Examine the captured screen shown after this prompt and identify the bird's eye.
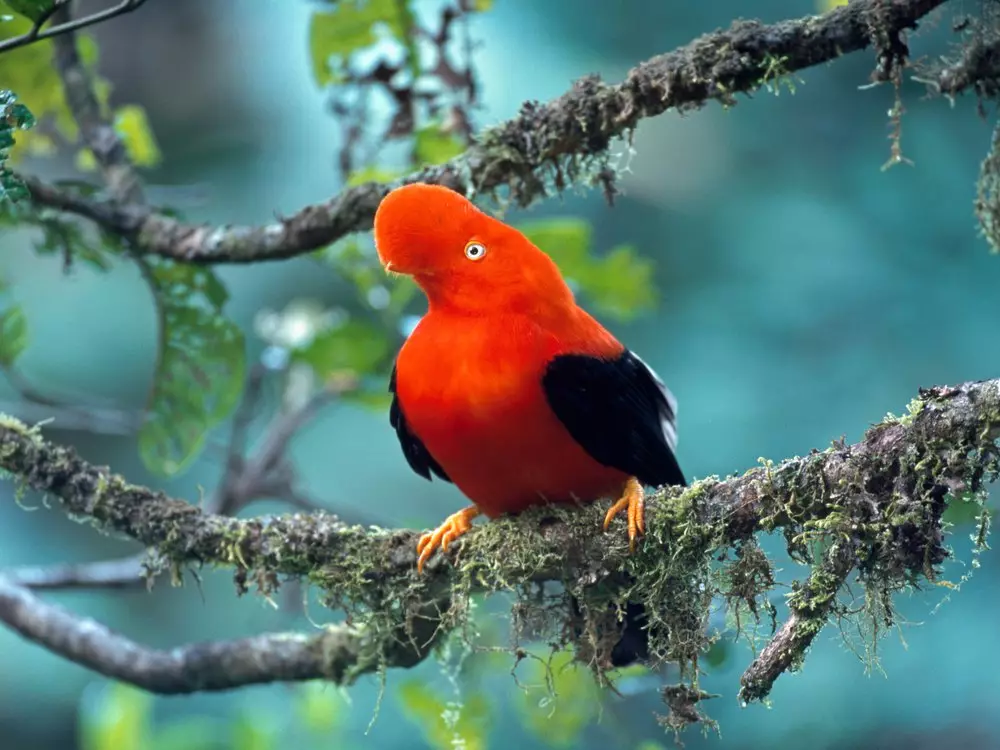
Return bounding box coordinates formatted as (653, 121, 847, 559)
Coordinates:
(464, 242, 487, 261)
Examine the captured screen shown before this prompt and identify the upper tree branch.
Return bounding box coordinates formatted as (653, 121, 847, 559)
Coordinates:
(25, 0, 948, 264)
(1, 378, 997, 697)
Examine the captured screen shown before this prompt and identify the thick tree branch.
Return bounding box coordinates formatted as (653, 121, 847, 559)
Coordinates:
(0, 378, 997, 698)
(24, 0, 947, 264)
(0, 574, 441, 692)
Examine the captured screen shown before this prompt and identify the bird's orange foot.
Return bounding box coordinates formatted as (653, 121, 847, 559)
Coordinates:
(603, 477, 646, 553)
(416, 506, 481, 573)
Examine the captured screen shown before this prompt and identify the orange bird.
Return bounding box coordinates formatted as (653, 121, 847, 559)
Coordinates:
(374, 183, 686, 579)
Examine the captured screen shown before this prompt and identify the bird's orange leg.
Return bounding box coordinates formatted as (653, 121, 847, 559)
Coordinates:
(603, 477, 645, 553)
(416, 505, 481, 573)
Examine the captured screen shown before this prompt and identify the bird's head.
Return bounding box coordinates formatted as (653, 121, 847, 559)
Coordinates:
(373, 183, 573, 314)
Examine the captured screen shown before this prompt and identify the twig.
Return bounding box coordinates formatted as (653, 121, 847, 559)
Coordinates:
(213, 370, 357, 517)
(0, 574, 443, 692)
(4, 553, 148, 590)
(24, 0, 949, 264)
(0, 398, 141, 435)
(0, 0, 150, 55)
(738, 542, 856, 703)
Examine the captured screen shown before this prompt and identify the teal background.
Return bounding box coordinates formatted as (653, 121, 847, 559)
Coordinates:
(1, 1, 999, 748)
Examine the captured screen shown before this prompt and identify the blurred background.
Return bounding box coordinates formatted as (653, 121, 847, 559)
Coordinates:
(1, 0, 999, 748)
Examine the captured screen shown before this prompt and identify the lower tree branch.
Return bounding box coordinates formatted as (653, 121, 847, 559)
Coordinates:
(1, 378, 997, 701)
(24, 0, 949, 264)
(0, 575, 442, 692)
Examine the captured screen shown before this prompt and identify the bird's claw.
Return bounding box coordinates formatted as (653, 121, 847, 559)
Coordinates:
(603, 477, 645, 553)
(416, 505, 480, 573)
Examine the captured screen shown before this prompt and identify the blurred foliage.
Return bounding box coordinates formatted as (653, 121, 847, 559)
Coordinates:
(308, 0, 410, 86)
(1, 0, 54, 23)
(414, 122, 466, 166)
(0, 273, 27, 367)
(139, 259, 246, 477)
(78, 681, 353, 750)
(0, 15, 160, 170)
(0, 89, 33, 203)
(519, 219, 656, 320)
(514, 648, 602, 747)
(398, 679, 492, 750)
(77, 104, 162, 171)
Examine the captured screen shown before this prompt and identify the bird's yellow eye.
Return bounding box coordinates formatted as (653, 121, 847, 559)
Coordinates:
(464, 242, 487, 261)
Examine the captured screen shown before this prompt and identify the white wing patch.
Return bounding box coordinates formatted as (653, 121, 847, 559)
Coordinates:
(630, 352, 679, 451)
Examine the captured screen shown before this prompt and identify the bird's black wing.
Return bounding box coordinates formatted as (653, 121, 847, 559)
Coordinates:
(541, 350, 686, 489)
(389, 362, 452, 483)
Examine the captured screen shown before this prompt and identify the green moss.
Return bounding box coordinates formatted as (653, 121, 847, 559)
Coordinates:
(757, 53, 802, 95)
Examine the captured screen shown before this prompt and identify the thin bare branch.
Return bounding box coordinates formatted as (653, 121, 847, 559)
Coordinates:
(49, 2, 142, 202)
(4, 553, 148, 590)
(24, 0, 948, 263)
(0, 0, 150, 56)
(0, 399, 140, 435)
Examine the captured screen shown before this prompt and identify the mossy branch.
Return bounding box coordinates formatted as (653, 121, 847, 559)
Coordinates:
(21, 0, 948, 264)
(0, 378, 997, 709)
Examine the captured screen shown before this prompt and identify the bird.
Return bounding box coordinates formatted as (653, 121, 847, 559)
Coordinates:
(373, 183, 687, 663)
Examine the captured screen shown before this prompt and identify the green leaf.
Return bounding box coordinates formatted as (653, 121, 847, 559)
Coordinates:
(514, 648, 599, 747)
(293, 317, 391, 379)
(78, 104, 161, 172)
(0, 89, 34, 203)
(702, 639, 730, 669)
(0, 303, 27, 366)
(139, 260, 245, 476)
(1, 0, 53, 22)
(518, 218, 657, 321)
(295, 682, 343, 734)
(78, 682, 153, 750)
(345, 164, 406, 188)
(308, 0, 409, 87)
(398, 681, 492, 750)
(32, 213, 115, 270)
(414, 123, 465, 166)
(0, 274, 26, 366)
(230, 712, 278, 750)
(151, 718, 228, 750)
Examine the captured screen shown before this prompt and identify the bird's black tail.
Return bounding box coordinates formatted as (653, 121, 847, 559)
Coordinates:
(609, 600, 649, 667)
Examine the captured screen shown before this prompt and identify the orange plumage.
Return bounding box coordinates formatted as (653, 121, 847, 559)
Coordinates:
(374, 183, 686, 582)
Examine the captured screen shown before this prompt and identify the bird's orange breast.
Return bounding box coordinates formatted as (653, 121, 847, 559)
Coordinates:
(395, 310, 629, 517)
